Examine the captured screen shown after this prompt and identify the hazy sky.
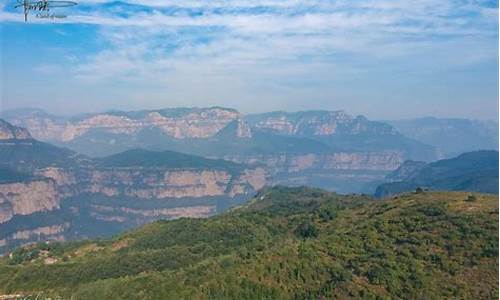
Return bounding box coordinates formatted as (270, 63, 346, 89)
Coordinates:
(0, 0, 498, 120)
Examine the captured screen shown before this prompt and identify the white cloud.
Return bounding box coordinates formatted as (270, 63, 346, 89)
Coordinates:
(1, 0, 497, 117)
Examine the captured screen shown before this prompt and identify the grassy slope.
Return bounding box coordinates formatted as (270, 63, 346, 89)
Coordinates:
(0, 187, 497, 299)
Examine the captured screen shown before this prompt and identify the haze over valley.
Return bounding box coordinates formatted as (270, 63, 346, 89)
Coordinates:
(0, 0, 498, 298)
(0, 107, 497, 254)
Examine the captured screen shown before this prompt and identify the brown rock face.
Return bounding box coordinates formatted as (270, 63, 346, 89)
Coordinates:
(36, 167, 266, 200)
(0, 179, 60, 224)
(0, 119, 31, 140)
(1, 165, 266, 252)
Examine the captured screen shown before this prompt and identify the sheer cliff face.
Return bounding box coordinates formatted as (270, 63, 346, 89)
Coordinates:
(0, 178, 60, 224)
(224, 152, 403, 172)
(221, 152, 402, 194)
(0, 165, 266, 253)
(247, 111, 396, 136)
(6, 107, 244, 141)
(0, 119, 268, 253)
(5, 108, 400, 144)
(35, 167, 267, 199)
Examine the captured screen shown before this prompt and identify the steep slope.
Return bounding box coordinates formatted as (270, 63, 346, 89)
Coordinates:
(0, 187, 497, 299)
(386, 117, 498, 157)
(375, 150, 499, 198)
(0, 167, 60, 225)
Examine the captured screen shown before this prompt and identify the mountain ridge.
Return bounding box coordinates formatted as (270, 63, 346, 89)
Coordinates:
(375, 150, 499, 198)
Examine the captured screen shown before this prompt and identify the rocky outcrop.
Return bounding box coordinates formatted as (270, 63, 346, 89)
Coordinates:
(0, 165, 265, 253)
(35, 167, 266, 200)
(0, 120, 31, 140)
(0, 223, 68, 249)
(223, 152, 404, 174)
(0, 178, 60, 224)
(219, 152, 403, 194)
(246, 111, 396, 136)
(6, 107, 242, 142)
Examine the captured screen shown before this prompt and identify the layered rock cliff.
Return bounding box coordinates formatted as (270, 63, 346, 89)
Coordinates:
(4, 107, 245, 142)
(221, 152, 403, 176)
(246, 110, 396, 136)
(35, 167, 266, 200)
(221, 152, 402, 193)
(0, 121, 268, 253)
(0, 178, 59, 224)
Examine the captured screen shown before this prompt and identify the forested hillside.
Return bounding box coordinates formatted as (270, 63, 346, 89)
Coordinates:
(0, 187, 497, 299)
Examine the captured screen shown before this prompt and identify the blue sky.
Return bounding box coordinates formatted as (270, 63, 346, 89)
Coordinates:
(0, 0, 498, 120)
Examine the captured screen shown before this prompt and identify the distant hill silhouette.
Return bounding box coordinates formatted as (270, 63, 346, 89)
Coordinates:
(375, 150, 499, 198)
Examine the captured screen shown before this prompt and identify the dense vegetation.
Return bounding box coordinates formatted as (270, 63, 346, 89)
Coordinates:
(0, 187, 497, 299)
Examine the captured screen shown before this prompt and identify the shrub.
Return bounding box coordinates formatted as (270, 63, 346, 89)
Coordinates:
(295, 222, 318, 239)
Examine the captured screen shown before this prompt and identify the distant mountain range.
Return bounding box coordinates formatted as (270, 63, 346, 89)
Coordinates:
(0, 187, 497, 299)
(2, 107, 437, 159)
(0, 119, 265, 253)
(375, 150, 499, 198)
(1, 107, 439, 194)
(386, 117, 498, 157)
(0, 108, 498, 253)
